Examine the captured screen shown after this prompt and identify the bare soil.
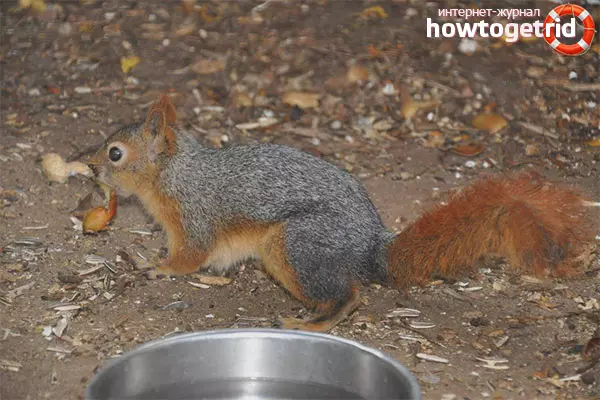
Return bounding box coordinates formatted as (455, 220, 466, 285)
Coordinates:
(1, 1, 600, 399)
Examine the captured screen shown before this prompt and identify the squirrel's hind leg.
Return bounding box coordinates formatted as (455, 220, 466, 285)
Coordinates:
(277, 285, 361, 332)
(259, 222, 361, 332)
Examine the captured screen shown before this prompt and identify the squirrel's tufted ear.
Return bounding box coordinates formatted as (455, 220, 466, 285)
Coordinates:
(143, 94, 177, 158)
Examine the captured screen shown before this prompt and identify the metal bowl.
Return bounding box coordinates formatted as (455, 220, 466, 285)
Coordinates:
(85, 329, 420, 400)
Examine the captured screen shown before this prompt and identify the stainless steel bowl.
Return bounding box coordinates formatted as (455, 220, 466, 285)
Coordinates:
(85, 329, 421, 400)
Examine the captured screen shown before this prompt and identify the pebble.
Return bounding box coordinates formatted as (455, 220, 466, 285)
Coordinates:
(581, 370, 595, 385)
(74, 86, 91, 94)
(28, 88, 41, 96)
(58, 22, 72, 36)
(382, 82, 397, 96)
(568, 71, 578, 80)
(458, 38, 478, 55)
(331, 120, 342, 130)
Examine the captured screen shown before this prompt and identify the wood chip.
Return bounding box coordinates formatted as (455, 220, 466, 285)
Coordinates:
(0, 359, 22, 372)
(191, 59, 225, 75)
(188, 281, 210, 289)
(191, 274, 233, 286)
(282, 92, 321, 109)
(416, 353, 449, 363)
(386, 308, 421, 318)
(47, 346, 72, 354)
(129, 229, 153, 236)
(52, 304, 81, 312)
(409, 321, 436, 329)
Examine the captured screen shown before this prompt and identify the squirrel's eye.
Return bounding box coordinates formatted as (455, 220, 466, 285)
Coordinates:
(108, 147, 123, 162)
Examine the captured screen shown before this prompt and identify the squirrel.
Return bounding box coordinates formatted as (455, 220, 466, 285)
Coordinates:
(87, 95, 595, 332)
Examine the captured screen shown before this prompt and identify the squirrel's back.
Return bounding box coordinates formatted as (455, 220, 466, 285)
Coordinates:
(162, 133, 392, 281)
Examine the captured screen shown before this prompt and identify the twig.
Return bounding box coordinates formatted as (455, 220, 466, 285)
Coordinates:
(518, 121, 560, 140)
(543, 80, 600, 92)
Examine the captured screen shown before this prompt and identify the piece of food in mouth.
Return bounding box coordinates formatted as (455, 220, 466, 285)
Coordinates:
(83, 183, 117, 232)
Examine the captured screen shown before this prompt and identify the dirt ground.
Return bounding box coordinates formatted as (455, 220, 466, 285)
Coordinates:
(2, 0, 600, 399)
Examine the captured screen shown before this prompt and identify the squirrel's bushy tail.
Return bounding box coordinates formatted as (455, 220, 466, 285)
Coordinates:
(386, 173, 595, 288)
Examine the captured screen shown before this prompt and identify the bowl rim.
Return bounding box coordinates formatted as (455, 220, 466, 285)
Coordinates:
(85, 328, 421, 400)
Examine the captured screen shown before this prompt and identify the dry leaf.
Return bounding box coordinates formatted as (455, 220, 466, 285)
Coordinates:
(232, 92, 253, 108)
(346, 65, 370, 84)
(423, 131, 444, 148)
(472, 113, 508, 134)
(191, 59, 225, 75)
(175, 23, 196, 36)
(525, 144, 539, 156)
(282, 92, 321, 109)
(181, 0, 196, 14)
(359, 6, 388, 19)
(400, 98, 440, 119)
(19, 0, 46, 12)
(120, 55, 141, 73)
(452, 142, 486, 156)
(532, 368, 549, 379)
(585, 138, 600, 147)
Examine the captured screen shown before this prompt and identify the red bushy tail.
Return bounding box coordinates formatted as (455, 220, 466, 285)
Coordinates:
(386, 173, 595, 288)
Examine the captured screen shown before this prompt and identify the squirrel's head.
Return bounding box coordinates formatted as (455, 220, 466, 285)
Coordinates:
(88, 95, 177, 196)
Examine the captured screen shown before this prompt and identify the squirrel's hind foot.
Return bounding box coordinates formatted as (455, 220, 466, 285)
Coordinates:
(275, 288, 361, 332)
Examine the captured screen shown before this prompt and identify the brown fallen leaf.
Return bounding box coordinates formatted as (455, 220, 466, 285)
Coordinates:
(232, 92, 253, 108)
(346, 65, 370, 84)
(472, 113, 508, 134)
(532, 368, 549, 379)
(181, 0, 196, 14)
(191, 59, 225, 75)
(282, 92, 321, 109)
(400, 98, 440, 120)
(423, 131, 444, 148)
(451, 142, 486, 157)
(525, 144, 539, 156)
(175, 23, 195, 36)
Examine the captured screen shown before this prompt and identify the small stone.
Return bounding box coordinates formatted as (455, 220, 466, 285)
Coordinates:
(399, 171, 414, 181)
(382, 82, 397, 96)
(373, 119, 393, 132)
(568, 71, 578, 80)
(58, 22, 72, 36)
(458, 38, 478, 55)
(581, 370, 595, 385)
(331, 120, 342, 130)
